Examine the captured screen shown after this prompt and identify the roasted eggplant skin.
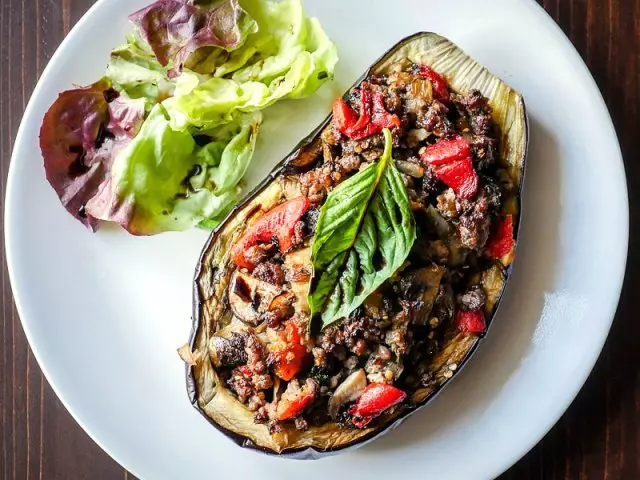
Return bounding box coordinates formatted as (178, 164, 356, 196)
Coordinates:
(186, 31, 528, 459)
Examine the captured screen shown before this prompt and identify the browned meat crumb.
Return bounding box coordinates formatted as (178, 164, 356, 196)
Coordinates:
(457, 285, 486, 311)
(210, 332, 248, 368)
(228, 367, 271, 413)
(361, 148, 384, 163)
(247, 392, 267, 412)
(243, 244, 275, 267)
(312, 347, 328, 368)
(227, 368, 254, 403)
(385, 88, 402, 113)
(291, 220, 306, 248)
(341, 314, 386, 351)
(453, 89, 494, 136)
(300, 167, 334, 204)
(437, 188, 460, 220)
(417, 100, 454, 137)
(268, 421, 284, 434)
(294, 416, 310, 431)
(458, 211, 490, 251)
(341, 134, 385, 156)
(352, 339, 368, 356)
(470, 135, 499, 171)
(456, 185, 501, 250)
(245, 330, 267, 374)
(253, 373, 274, 391)
(321, 122, 343, 145)
(318, 325, 344, 353)
(336, 154, 362, 174)
(253, 263, 285, 286)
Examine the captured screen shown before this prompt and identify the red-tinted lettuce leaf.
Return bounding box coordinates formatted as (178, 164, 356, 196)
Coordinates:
(129, 0, 193, 67)
(107, 96, 146, 139)
(40, 80, 145, 230)
(129, 0, 255, 75)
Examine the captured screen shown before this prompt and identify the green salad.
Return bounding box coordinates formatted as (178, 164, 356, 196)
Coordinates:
(40, 0, 338, 235)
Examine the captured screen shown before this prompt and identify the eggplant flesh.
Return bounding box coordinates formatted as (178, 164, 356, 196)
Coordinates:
(187, 32, 528, 458)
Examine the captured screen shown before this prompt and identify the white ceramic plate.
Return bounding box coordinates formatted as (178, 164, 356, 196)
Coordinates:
(6, 0, 627, 478)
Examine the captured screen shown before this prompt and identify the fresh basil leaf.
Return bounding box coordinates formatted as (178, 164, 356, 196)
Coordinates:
(308, 129, 417, 329)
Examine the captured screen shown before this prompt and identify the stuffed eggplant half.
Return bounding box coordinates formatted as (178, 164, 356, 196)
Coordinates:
(184, 32, 527, 458)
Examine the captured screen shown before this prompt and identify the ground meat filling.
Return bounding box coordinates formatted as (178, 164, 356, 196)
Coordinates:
(222, 63, 508, 431)
(253, 263, 285, 286)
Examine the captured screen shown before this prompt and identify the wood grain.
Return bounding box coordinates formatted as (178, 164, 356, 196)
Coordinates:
(0, 0, 638, 478)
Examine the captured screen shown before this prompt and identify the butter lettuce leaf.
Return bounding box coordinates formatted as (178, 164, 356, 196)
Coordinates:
(85, 105, 260, 235)
(163, 0, 338, 132)
(106, 34, 174, 107)
(40, 0, 337, 236)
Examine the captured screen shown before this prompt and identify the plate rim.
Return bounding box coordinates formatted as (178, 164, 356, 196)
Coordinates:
(4, 0, 629, 477)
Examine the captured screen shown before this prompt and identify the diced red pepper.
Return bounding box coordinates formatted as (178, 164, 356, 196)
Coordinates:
(347, 123, 379, 141)
(274, 343, 307, 381)
(349, 383, 407, 428)
(333, 98, 359, 135)
(432, 157, 479, 200)
(421, 136, 471, 166)
(276, 381, 317, 421)
(455, 309, 486, 335)
(284, 320, 301, 343)
(422, 136, 478, 199)
(273, 322, 309, 381)
(238, 365, 252, 377)
(350, 85, 373, 132)
(485, 215, 515, 259)
(418, 65, 450, 102)
(331, 84, 400, 141)
(371, 90, 401, 129)
(232, 197, 310, 270)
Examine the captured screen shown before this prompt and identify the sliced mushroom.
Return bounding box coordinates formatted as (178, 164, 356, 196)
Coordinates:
(284, 247, 312, 313)
(328, 369, 367, 419)
(284, 247, 312, 282)
(323, 141, 336, 165)
(402, 266, 446, 325)
(447, 235, 469, 267)
(406, 128, 431, 148)
(286, 137, 322, 172)
(290, 282, 310, 314)
(482, 263, 505, 314)
(229, 270, 283, 326)
(265, 293, 296, 327)
(396, 160, 425, 178)
(209, 332, 248, 368)
(426, 205, 452, 238)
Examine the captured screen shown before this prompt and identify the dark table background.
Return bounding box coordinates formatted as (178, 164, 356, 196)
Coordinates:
(0, 0, 638, 478)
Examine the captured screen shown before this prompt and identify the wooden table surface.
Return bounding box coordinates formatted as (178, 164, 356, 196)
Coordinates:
(1, 0, 638, 478)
